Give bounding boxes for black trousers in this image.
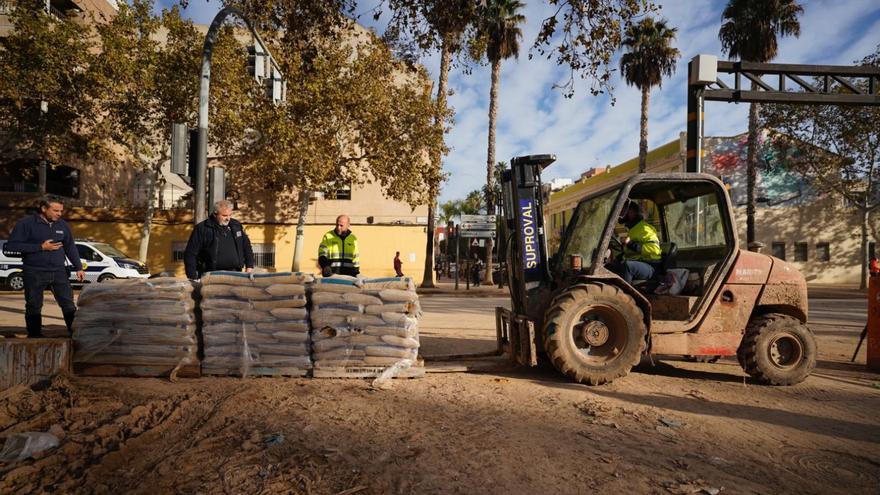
[23,269,76,337]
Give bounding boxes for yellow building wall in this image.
[67,222,427,279]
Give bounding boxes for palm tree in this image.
[719,0,803,247]
[481,0,525,284]
[619,17,680,174]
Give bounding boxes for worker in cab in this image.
[610,201,661,284]
[318,215,360,277]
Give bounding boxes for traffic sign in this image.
[460,230,496,238]
[461,222,496,231]
[461,214,496,223]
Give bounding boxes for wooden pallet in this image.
[74,362,201,378]
[312,363,425,379]
[201,366,309,378]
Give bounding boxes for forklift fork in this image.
[420,307,537,366]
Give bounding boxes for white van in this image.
[73,240,150,284]
[0,239,149,289]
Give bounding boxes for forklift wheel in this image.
[737,313,817,386]
[542,284,645,385]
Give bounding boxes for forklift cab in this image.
[554,173,738,322]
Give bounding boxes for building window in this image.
[46,165,80,198]
[772,242,786,260]
[816,242,830,262]
[326,183,351,200]
[252,243,276,269]
[0,159,39,192]
[794,242,808,262]
[171,241,187,262]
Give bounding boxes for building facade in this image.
[0,10,431,278]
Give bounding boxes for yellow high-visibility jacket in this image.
[318,230,360,276]
[624,220,662,262]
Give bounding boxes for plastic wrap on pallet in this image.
[200,271,314,375]
[72,278,199,373]
[310,276,420,371]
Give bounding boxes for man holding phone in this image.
[6,197,84,338]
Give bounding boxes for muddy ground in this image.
[0,291,878,495]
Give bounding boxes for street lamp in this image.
[194,7,284,225]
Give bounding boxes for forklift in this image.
[496,154,817,386]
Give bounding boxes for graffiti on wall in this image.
[702,131,815,208]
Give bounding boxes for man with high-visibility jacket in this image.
[318,215,360,277]
[612,201,661,284]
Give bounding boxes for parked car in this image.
[0,240,24,290]
[0,239,149,290]
[72,240,149,284]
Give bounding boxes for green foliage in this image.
[92,0,203,164]
[619,17,679,91]
[215,18,448,208]
[532,0,656,97]
[719,0,803,63]
[0,1,99,163]
[477,0,526,64]
[760,48,880,210]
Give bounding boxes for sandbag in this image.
[270,307,309,320]
[251,298,307,310]
[265,284,306,296]
[201,272,313,374]
[360,277,416,291]
[364,345,417,359]
[378,289,418,303]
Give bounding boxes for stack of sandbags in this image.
[310,276,420,370]
[200,271,314,375]
[72,278,198,376]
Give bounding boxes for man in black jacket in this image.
[184,200,254,279]
[6,197,84,338]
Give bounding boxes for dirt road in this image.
[1,292,878,494]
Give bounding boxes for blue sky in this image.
[160,0,880,203]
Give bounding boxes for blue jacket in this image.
[5,214,82,272]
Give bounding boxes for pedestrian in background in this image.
[184,200,254,279]
[318,215,359,277]
[394,251,404,277]
[6,196,84,338]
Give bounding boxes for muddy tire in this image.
[542,284,646,385]
[737,313,816,386]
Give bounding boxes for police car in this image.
[0,239,149,289]
[73,240,150,284]
[0,240,25,291]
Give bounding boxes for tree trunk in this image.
[484,58,501,284]
[292,189,310,272]
[421,41,452,289]
[860,207,869,290]
[638,85,649,173]
[137,163,162,262]
[746,97,761,246]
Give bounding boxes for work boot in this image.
[25,313,43,338]
[63,310,76,338]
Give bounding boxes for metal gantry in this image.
[686,56,880,173]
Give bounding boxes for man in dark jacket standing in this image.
[6,197,84,338]
[184,200,254,279]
